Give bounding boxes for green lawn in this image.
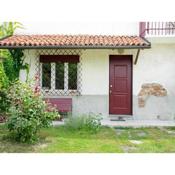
[1,124,175,153]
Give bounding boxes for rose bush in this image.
[6,81,60,143]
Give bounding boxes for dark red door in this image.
[109,55,132,115]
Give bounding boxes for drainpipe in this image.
[134,49,141,65]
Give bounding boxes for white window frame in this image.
[40,62,80,96]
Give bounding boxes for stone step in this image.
[109,115,134,121]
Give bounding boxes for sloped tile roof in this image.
[0,35,151,48]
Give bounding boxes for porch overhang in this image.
[0,35,151,49]
[0,45,151,49]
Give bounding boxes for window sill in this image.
[41,89,81,96]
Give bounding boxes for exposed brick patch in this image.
[138,83,167,107]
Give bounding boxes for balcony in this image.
[140,22,175,37]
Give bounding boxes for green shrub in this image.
[0,62,9,89]
[3,56,17,82]
[0,62,9,115]
[6,81,60,143]
[65,113,102,133]
[0,89,10,114]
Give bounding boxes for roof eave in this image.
[0,45,151,49]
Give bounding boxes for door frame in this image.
[109,55,133,115]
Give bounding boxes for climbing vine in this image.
[9,49,29,80]
[3,49,29,81]
[0,22,29,117]
[0,22,27,81]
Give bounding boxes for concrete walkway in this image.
[53,118,175,127]
[101,118,175,127]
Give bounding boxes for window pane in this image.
[42,63,51,89]
[56,63,64,89]
[68,63,77,90]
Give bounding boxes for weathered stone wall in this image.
[138,83,167,107]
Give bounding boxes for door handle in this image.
[110,90,112,94]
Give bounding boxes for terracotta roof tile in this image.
[0,35,150,48]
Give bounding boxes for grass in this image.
[1,124,175,153]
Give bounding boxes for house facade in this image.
[0,22,175,120]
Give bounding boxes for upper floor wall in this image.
[12,22,175,44]
[14,22,140,35]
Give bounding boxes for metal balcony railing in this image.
[139,22,175,37]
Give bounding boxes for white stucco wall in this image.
[20,50,37,82]
[133,43,175,120]
[81,49,136,95]
[15,22,139,35]
[20,43,175,120]
[81,44,175,96]
[133,44,175,95]
[20,49,137,95]
[81,50,109,95]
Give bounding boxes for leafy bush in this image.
[0,62,9,89]
[0,22,23,37]
[0,22,25,116]
[65,113,102,133]
[3,56,17,82]
[0,62,9,115]
[1,22,25,82]
[0,89,10,115]
[2,49,28,82]
[6,81,60,143]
